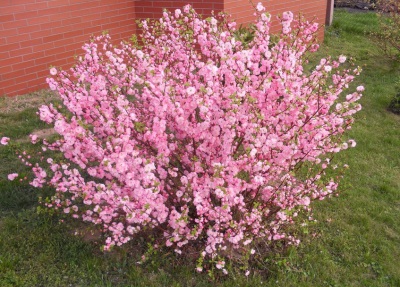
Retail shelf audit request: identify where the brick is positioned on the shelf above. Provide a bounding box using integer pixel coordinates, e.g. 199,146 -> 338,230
23,51 -> 45,61
9,46 -> 32,57
69,0 -> 97,4
7,34 -> 29,44
83,26 -> 102,35
44,20 -> 63,30
64,42 -> 83,56
34,54 -> 56,65
43,33 -> 65,43
25,63 -> 47,76
0,5 -> 26,15
0,78 -> 17,90
54,51 -> 77,61
14,10 -> 39,20
3,82 -> 29,97
49,12 -> 71,21
2,70 -> 27,81
34,55 -> 57,66
2,19 -> 27,30
28,16 -> 50,25
30,29 -> 53,39
8,0 -> 36,5
0,28 -> 19,37
25,2 -> 49,11
0,51 -> 9,61
0,60 -> 12,73
47,0 -> 70,8
25,77 -> 47,88
11,59 -> 36,72
79,14 -> 101,23
18,24 -> 41,34
36,69 -> 53,79
52,37 -> 78,48
32,42 -> 54,52
44,46 -> 66,57
61,17 -> 83,26
63,29 -> 84,39
0,0 -> 11,8
51,24 -> 79,35
68,1 -> 101,13
0,14 -> 15,22
49,59 -> 68,68
0,42 -> 21,52
19,37 -> 42,48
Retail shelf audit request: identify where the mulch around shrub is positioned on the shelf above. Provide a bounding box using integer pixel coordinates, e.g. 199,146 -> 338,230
335,0 -> 376,10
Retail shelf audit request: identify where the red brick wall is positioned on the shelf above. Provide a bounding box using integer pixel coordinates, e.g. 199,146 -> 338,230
136,0 -> 326,44
223,0 -> 326,38
0,0 -> 136,97
0,0 -> 327,97
135,0 -> 224,20
135,0 -> 326,34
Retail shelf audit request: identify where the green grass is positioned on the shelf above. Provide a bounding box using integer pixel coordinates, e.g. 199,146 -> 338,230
0,9 -> 399,286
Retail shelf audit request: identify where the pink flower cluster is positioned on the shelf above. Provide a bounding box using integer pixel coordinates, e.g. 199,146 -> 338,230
27,3 -> 362,271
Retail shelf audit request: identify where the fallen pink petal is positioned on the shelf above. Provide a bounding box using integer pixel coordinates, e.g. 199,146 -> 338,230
1,137 -> 10,145
7,173 -> 18,181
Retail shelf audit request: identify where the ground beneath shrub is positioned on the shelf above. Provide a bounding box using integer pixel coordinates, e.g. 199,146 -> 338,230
0,90 -> 58,114
335,0 -> 376,10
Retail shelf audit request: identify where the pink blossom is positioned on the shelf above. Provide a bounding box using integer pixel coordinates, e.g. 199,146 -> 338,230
8,173 -> 18,181
300,197 -> 311,206
348,139 -> 357,147
256,2 -> 265,12
282,11 -> 293,22
339,55 -> 347,63
216,261 -> 225,269
50,67 -> 57,76
29,134 -> 39,144
175,9 -> 182,18
183,4 -> 190,13
356,85 -> 365,92
186,86 -> 196,95
1,137 -> 10,145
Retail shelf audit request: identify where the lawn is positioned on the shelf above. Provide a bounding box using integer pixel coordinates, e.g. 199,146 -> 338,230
0,9 -> 399,287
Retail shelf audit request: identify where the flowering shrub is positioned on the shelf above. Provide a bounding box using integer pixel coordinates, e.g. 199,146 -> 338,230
16,3 -> 363,273
372,0 -> 400,62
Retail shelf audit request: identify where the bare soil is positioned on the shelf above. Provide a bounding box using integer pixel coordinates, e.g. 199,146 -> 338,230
0,89 -> 59,114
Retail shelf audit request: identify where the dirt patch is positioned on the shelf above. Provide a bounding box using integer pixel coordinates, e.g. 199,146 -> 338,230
0,89 -> 60,114
15,128 -> 57,144
341,7 -> 375,13
335,0 -> 377,10
73,226 -> 104,243
33,128 -> 56,139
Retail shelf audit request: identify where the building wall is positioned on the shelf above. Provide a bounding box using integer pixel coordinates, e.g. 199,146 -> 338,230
135,0 -> 224,21
217,0 -> 326,38
0,0 -> 327,97
0,0 -> 136,97
136,1 -> 326,39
